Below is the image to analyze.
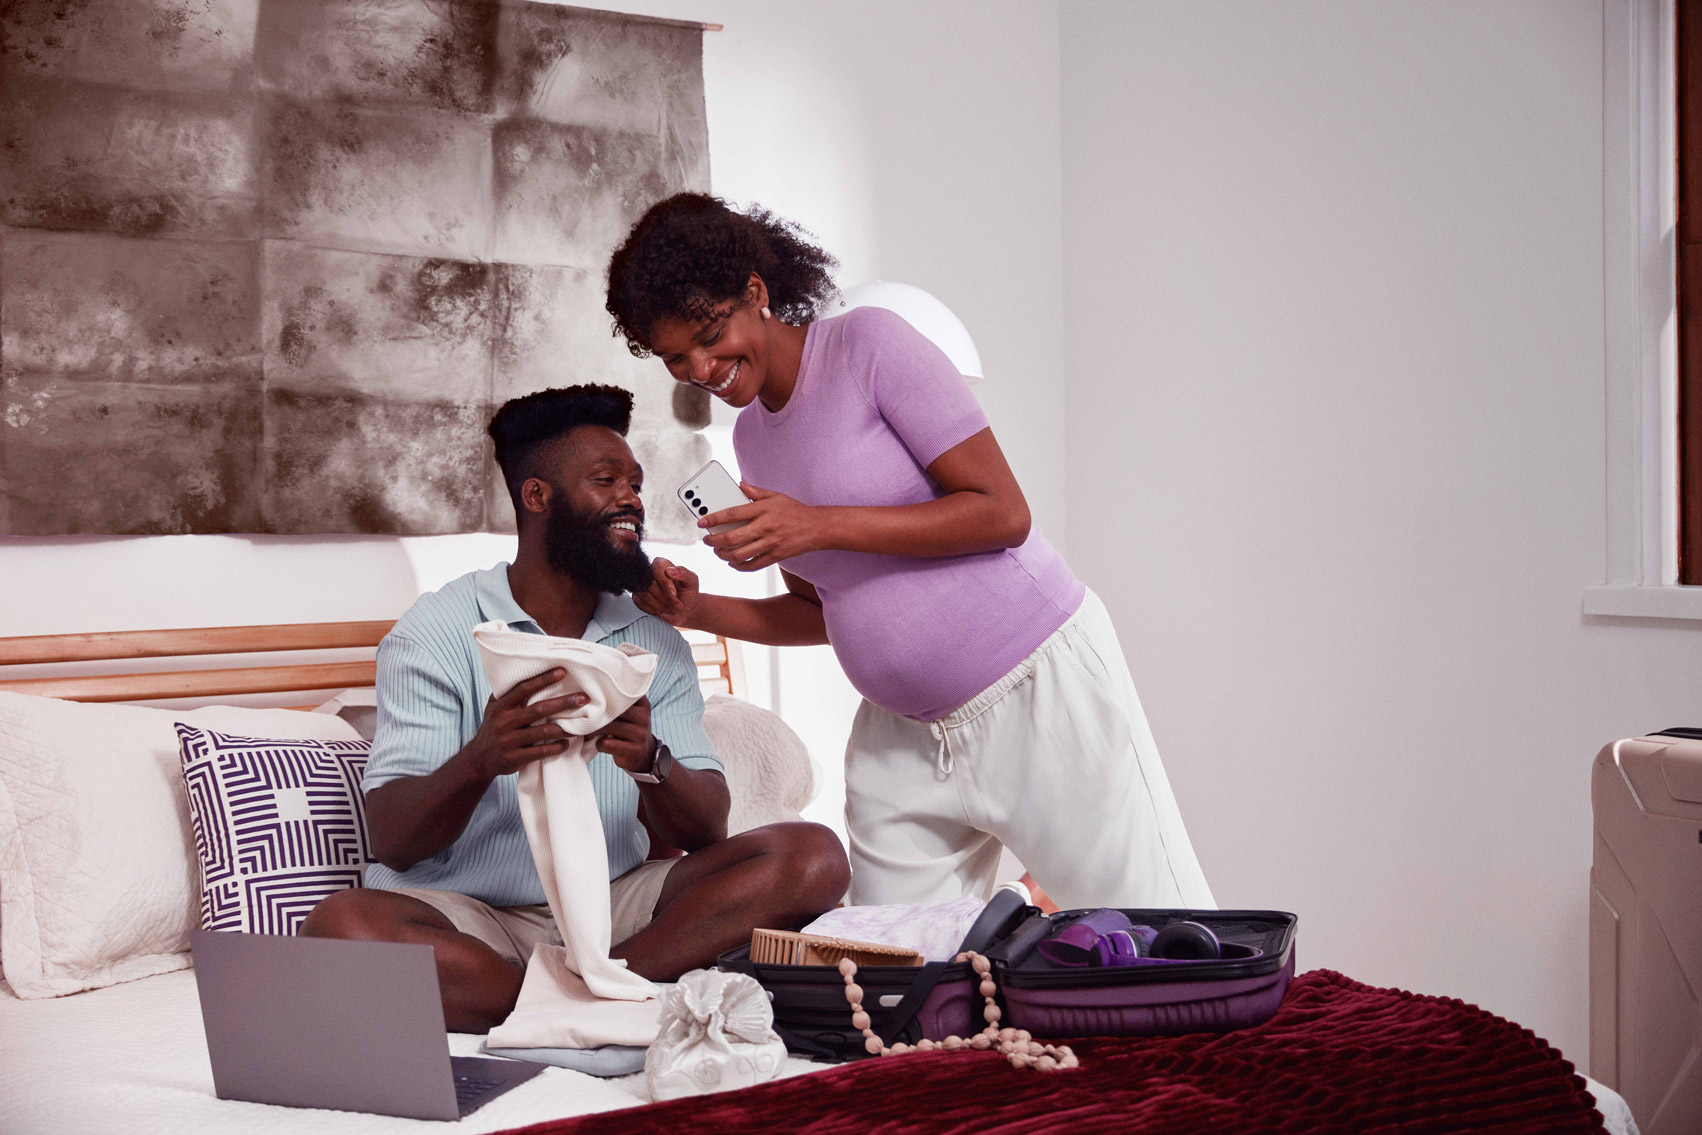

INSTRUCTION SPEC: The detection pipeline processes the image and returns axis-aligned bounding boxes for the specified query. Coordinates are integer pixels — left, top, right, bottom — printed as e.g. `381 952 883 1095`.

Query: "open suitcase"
720 893 1297 1061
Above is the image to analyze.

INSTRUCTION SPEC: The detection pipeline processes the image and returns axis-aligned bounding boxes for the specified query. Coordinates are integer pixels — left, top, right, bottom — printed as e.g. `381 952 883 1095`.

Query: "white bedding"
0 971 1640 1135
0 971 823 1134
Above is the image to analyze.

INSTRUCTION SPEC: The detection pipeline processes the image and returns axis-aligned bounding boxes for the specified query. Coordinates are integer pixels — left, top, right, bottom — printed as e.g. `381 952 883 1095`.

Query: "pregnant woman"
608 193 1213 911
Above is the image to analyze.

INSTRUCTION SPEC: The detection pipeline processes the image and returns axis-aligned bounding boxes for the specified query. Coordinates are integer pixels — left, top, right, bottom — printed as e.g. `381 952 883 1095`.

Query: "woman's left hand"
700 483 830 572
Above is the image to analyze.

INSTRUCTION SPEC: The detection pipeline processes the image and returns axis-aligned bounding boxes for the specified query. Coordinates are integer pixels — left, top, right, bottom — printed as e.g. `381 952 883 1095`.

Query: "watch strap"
628 742 672 784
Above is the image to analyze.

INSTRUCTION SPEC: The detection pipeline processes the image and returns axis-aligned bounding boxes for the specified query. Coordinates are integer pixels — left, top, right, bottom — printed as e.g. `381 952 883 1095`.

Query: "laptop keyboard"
454 1073 505 1107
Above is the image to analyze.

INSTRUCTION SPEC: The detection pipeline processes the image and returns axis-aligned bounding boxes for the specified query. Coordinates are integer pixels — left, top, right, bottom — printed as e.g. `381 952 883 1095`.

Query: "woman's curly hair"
605 193 839 357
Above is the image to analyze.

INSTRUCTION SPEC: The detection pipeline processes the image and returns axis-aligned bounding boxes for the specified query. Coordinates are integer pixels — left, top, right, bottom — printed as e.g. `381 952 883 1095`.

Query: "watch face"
630 743 671 783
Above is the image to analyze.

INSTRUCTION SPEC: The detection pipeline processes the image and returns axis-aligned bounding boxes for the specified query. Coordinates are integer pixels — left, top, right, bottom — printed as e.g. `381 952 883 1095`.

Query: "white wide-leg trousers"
844 589 1216 911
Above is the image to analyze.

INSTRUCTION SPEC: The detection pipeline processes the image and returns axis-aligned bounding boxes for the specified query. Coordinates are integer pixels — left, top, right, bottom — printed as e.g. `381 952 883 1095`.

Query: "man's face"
535 426 654 594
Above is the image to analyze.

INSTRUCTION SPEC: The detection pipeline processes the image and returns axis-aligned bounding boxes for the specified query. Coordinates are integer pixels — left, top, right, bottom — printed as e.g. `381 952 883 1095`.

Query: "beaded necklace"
837 952 1079 1071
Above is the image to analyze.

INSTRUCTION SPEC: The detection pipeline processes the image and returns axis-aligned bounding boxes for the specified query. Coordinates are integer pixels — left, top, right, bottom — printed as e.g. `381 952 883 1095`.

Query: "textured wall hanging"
0 0 713 539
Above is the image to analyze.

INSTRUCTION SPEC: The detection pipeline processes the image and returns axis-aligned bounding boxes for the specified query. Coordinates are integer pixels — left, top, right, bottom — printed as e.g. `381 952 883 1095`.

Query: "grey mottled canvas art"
0 0 713 539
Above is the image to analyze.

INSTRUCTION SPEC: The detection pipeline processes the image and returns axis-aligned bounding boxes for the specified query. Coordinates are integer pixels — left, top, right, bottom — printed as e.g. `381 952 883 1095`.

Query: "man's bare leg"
613 821 849 980
302 821 849 1025
300 889 523 1033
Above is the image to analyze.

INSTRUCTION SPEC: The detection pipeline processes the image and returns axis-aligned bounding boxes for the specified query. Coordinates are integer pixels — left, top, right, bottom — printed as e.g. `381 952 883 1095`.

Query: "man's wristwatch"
627 741 675 785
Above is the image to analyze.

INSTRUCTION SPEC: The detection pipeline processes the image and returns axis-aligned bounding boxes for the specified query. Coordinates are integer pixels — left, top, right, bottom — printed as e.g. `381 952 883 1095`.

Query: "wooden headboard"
0 621 745 706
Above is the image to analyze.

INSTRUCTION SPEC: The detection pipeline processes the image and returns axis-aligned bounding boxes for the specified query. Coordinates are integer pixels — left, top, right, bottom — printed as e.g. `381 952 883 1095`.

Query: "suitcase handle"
987 912 1062 967
783 1027 864 1062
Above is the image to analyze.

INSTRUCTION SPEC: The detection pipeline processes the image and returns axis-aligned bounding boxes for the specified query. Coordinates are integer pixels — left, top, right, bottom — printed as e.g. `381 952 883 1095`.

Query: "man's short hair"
488 385 634 511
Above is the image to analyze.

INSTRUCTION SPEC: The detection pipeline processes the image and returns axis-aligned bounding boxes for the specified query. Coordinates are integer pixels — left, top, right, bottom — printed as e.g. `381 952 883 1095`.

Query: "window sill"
1582 585 1702 621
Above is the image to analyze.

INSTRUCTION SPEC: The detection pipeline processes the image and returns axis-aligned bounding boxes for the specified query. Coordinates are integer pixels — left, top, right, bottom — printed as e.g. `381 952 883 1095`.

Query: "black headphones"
1149 920 1222 960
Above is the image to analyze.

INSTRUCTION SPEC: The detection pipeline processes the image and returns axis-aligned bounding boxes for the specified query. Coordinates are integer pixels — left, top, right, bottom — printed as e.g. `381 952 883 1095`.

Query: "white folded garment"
473 621 665 1051
800 882 1032 962
802 897 989 962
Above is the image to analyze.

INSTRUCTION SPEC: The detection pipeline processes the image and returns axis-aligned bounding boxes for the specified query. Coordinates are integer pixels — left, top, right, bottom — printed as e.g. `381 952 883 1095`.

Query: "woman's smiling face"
649 277 770 408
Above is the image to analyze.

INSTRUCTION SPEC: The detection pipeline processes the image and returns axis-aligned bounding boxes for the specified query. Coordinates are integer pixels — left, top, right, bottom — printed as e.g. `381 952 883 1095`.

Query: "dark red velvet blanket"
501 970 1607 1135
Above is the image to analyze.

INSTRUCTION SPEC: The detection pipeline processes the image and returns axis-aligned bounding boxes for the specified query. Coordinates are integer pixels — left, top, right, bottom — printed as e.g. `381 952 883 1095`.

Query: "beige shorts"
395 857 679 967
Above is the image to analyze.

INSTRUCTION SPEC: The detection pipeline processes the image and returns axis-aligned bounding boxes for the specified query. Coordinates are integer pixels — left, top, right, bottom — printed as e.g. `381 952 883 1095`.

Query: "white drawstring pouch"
645 969 787 1101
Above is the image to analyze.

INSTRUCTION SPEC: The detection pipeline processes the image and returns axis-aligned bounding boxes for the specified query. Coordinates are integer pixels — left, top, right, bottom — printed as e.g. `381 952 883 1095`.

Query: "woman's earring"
760 306 772 320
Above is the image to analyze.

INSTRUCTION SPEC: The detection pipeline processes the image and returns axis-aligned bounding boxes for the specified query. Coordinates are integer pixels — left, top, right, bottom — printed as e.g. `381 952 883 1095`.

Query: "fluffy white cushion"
0 693 360 999
701 695 818 834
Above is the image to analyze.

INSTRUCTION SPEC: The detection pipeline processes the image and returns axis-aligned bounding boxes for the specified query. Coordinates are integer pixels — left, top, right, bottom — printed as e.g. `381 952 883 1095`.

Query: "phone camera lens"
685 492 698 503
697 506 708 515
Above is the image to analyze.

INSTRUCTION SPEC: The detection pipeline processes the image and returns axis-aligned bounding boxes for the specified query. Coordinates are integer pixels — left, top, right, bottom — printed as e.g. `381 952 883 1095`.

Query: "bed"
0 620 1638 1135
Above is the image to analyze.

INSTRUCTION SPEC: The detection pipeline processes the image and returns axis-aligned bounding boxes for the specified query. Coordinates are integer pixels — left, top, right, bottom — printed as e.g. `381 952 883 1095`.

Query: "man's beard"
542 500 654 595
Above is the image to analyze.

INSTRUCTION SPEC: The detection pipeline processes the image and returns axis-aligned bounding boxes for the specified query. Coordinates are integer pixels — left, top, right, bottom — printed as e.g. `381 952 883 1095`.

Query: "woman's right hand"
636 557 702 627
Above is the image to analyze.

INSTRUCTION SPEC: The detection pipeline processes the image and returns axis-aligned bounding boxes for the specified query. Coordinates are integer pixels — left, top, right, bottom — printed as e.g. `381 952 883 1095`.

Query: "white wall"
1060 0 1699 1061
0 0 1068 840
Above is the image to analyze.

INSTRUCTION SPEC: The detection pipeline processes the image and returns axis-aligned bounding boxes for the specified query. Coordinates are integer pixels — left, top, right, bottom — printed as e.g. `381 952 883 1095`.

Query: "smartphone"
677 460 751 535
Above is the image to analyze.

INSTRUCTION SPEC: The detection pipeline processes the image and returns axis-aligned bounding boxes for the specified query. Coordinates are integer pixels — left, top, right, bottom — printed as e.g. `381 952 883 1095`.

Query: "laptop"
190 930 545 1121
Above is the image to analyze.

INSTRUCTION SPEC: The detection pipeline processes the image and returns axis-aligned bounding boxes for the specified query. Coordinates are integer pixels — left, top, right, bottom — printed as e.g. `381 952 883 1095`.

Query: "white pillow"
700 695 818 835
312 687 378 740
0 692 361 999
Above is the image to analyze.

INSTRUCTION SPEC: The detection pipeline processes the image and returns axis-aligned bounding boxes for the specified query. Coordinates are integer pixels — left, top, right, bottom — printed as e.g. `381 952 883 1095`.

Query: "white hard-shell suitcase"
1590 729 1702 1135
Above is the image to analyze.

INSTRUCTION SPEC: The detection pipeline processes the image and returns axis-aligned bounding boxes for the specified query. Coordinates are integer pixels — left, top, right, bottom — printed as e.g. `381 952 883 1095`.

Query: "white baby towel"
473 620 665 1050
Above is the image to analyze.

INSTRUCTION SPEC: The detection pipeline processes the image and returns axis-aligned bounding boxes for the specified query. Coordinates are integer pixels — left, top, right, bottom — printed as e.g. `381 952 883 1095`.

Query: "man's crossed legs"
303 822 847 1032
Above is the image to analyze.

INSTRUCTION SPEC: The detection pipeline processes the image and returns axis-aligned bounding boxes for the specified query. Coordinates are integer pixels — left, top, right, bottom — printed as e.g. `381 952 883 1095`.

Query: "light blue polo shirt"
362 563 723 906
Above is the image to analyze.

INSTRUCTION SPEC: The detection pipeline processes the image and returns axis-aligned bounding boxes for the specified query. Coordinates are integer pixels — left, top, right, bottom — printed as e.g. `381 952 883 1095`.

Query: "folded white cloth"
645 969 787 1101
801 896 990 962
487 942 662 1050
474 621 664 1051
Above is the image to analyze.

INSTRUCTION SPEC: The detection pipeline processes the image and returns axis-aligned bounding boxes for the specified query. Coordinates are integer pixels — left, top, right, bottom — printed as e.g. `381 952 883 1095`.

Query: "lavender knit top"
732 307 1084 721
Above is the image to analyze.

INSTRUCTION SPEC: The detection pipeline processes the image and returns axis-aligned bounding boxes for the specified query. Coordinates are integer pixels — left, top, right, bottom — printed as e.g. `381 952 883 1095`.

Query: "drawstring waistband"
920 603 1088 779
930 721 955 776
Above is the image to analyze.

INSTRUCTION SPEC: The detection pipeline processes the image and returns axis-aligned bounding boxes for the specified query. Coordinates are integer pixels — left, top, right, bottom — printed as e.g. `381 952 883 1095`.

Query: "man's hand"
699 483 828 572
591 695 659 775
634 558 701 627
463 669 588 781
365 670 590 873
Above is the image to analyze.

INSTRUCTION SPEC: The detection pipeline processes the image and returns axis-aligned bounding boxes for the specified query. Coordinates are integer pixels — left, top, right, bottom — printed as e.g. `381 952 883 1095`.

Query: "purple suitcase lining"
991 908 1299 1037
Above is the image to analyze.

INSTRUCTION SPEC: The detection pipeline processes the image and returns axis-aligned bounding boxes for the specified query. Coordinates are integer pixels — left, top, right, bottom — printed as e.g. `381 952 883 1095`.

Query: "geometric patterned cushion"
176 725 373 936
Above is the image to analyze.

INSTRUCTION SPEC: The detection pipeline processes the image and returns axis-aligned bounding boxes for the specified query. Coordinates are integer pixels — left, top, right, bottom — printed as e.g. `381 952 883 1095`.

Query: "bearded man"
301 385 849 1033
